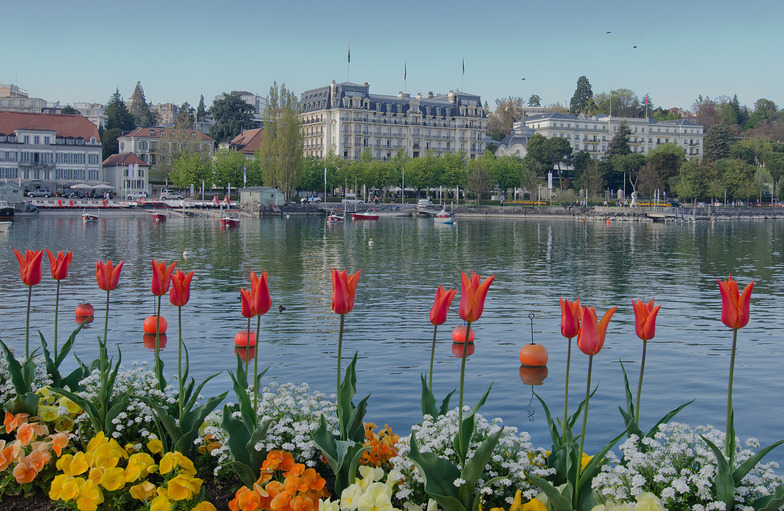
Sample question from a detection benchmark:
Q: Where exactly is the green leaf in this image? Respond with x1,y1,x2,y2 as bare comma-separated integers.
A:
469,382,493,416
732,438,784,485
576,427,627,494
461,427,503,508
752,482,784,510
702,435,735,508
527,473,575,511
453,411,476,464
55,323,85,367
226,460,259,489
408,432,465,511
421,375,437,417
644,400,693,438
439,389,456,416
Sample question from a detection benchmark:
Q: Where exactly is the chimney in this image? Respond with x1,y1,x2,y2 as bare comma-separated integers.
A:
398,91,404,99
428,91,434,98
416,92,422,100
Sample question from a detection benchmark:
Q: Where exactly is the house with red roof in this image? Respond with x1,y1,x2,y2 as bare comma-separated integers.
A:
229,128,263,158
118,127,214,170
0,111,102,193
102,153,151,199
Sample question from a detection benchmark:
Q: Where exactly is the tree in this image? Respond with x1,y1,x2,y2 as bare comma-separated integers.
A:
150,129,212,182
169,149,212,189
570,76,594,115
611,153,647,198
582,159,605,199
175,102,195,130
692,95,720,129
606,121,632,158
528,94,541,107
258,82,302,202
102,128,122,160
129,81,156,127
646,143,685,195
104,89,136,132
467,153,492,204
196,95,207,121
703,124,733,162
61,105,77,114
486,97,523,141
212,147,249,189
209,93,256,144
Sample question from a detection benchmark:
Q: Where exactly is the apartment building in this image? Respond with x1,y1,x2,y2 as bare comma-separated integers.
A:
118,127,214,169
522,113,704,160
300,81,487,161
0,111,102,190
0,84,47,113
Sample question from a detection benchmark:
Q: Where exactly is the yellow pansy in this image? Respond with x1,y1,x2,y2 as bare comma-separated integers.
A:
521,498,548,511
67,451,93,476
38,405,60,422
174,451,196,476
57,396,83,415
124,442,138,454
192,502,218,511
151,494,172,511
356,482,395,511
55,415,75,432
147,438,163,454
85,432,108,453
130,481,157,501
94,442,122,469
166,473,201,501
634,492,665,511
100,466,126,491
88,467,104,485
159,452,178,474
49,474,70,500
76,479,104,511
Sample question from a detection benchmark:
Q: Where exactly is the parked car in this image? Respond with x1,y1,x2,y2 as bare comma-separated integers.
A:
27,188,53,198
126,191,149,201
300,196,321,204
342,198,364,207
160,190,183,200
417,199,433,207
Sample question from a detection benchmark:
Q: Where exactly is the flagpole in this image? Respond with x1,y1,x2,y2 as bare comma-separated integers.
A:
347,44,350,83
461,58,465,91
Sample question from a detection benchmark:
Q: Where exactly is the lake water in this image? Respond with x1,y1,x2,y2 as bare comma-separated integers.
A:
2,211,784,463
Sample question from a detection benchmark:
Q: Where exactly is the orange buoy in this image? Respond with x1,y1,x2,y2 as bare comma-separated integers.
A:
75,315,94,325
606,219,611,225
142,315,168,334
519,365,549,385
452,325,475,343
75,303,95,317
143,333,168,350
519,343,548,366
451,342,475,357
234,330,257,347
235,346,257,362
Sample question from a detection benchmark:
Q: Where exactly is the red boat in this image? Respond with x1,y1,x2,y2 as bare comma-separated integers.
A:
220,210,241,228
152,210,168,222
351,207,379,221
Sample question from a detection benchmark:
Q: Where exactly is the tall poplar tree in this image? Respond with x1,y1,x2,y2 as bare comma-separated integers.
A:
258,82,302,202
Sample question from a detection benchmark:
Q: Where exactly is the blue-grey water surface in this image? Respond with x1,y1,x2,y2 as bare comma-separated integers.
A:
1,212,783,463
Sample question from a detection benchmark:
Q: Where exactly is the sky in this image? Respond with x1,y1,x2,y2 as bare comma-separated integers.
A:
4,0,783,114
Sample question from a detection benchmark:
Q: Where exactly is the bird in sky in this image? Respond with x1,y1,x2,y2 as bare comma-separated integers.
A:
606,31,612,34
521,78,526,81
633,45,637,48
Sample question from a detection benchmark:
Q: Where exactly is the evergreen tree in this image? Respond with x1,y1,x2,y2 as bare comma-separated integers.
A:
704,124,733,162
570,76,594,115
209,93,256,143
606,121,632,158
61,105,77,114
129,81,155,127
197,95,207,121
105,89,136,132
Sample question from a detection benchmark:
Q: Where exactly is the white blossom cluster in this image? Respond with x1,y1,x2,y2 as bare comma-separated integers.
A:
592,422,784,511
203,381,338,474
73,361,177,443
388,408,550,510
0,349,52,406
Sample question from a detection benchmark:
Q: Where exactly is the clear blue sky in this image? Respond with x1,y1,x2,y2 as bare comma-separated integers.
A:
4,0,782,113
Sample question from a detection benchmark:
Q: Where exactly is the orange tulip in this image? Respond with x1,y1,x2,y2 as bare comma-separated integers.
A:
250,270,272,316
240,287,254,318
718,275,753,330
632,298,661,341
331,268,361,315
45,249,73,281
560,297,581,339
169,270,194,307
151,260,177,297
458,271,494,323
95,259,124,291
429,285,457,326
576,305,616,356
13,248,43,286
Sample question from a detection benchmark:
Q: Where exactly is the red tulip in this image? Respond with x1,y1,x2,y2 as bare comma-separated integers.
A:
632,298,661,341
576,305,616,356
95,259,124,291
560,297,581,339
250,270,272,316
45,249,73,281
718,275,754,330
458,271,494,323
430,285,457,326
240,287,254,318
151,260,177,297
13,249,44,286
331,268,361,315
169,270,194,307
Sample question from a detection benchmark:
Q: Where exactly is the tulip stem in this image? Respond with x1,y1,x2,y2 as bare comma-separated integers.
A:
337,314,345,417
25,285,32,358
564,337,572,424
155,296,164,391
429,324,438,391
635,339,647,424
725,328,738,457
254,315,261,415
53,280,60,358
458,321,472,468
579,354,593,466
102,290,110,374
245,318,251,377
178,306,183,420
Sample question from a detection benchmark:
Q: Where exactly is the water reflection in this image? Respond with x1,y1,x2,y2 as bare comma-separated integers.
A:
1,213,783,463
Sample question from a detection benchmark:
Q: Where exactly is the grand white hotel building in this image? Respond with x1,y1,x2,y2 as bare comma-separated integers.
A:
300,81,487,161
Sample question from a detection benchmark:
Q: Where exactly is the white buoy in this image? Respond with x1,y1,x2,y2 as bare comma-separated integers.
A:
183,249,189,259
286,214,290,219
368,238,374,246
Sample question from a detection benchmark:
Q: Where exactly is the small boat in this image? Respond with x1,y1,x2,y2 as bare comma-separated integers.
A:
220,210,241,228
351,207,379,221
0,200,14,223
82,210,98,222
152,210,168,222
434,209,453,225
0,221,11,232
327,210,345,223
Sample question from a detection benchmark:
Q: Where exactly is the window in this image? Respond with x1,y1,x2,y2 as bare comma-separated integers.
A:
34,136,40,144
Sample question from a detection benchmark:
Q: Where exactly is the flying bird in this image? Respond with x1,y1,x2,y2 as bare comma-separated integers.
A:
606,31,612,34
633,45,637,48
521,78,526,81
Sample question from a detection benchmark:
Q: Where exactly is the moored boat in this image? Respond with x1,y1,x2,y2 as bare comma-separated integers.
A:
220,210,241,228
434,209,453,225
152,209,168,222
0,201,14,222
351,207,379,221
82,209,99,222
327,210,345,223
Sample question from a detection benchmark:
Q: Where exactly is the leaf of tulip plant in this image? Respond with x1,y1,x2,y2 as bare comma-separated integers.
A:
753,483,784,510
408,432,465,511
419,375,456,418
0,340,40,415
